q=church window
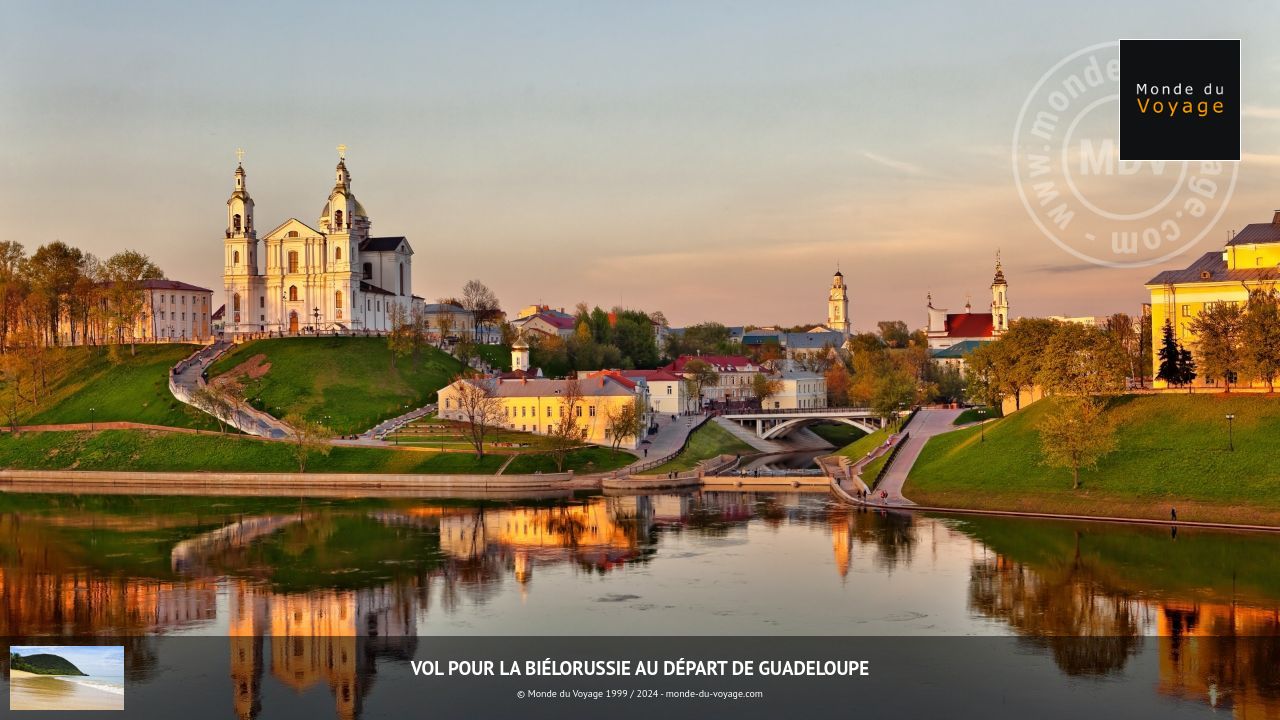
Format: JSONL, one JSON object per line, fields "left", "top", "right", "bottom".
{"left": 334, "top": 210, "right": 344, "bottom": 228}
{"left": 362, "top": 262, "right": 372, "bottom": 280}
{"left": 233, "top": 251, "right": 240, "bottom": 265}
{"left": 259, "top": 296, "right": 264, "bottom": 308}
{"left": 288, "top": 251, "right": 299, "bottom": 273}
{"left": 367, "top": 299, "right": 371, "bottom": 310}
{"left": 232, "top": 293, "right": 241, "bottom": 312}
{"left": 289, "top": 286, "right": 298, "bottom": 301}
{"left": 399, "top": 263, "right": 405, "bottom": 295}
{"left": 287, "top": 231, "right": 298, "bottom": 238}
{"left": 336, "top": 246, "right": 342, "bottom": 261}
{"left": 335, "top": 291, "right": 343, "bottom": 309}
{"left": 233, "top": 214, "right": 241, "bottom": 232}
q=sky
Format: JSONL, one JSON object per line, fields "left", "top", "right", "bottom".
{"left": 2, "top": 1, "right": 1280, "bottom": 330}
{"left": 12, "top": 645, "right": 124, "bottom": 676}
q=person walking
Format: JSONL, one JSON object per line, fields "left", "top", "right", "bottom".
{"left": 1171, "top": 507, "right": 1177, "bottom": 522}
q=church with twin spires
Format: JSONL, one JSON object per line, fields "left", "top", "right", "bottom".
{"left": 222, "top": 149, "right": 416, "bottom": 336}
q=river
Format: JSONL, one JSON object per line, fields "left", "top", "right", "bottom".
{"left": 2, "top": 488, "right": 1278, "bottom": 716}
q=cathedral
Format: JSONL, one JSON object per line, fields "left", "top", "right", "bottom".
{"left": 926, "top": 253, "right": 1009, "bottom": 351}
{"left": 223, "top": 150, "right": 415, "bottom": 336}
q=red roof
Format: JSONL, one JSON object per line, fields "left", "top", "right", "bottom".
{"left": 664, "top": 355, "right": 757, "bottom": 373}
{"left": 582, "top": 370, "right": 638, "bottom": 390}
{"left": 622, "top": 369, "right": 682, "bottom": 382}
{"left": 944, "top": 313, "right": 994, "bottom": 339}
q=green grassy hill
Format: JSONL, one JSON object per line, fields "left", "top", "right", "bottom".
{"left": 207, "top": 337, "right": 462, "bottom": 435}
{"left": 19, "top": 344, "right": 216, "bottom": 430}
{"left": 909, "top": 394, "right": 1280, "bottom": 525}
{"left": 649, "top": 421, "right": 755, "bottom": 473}
{"left": 0, "top": 430, "right": 505, "bottom": 474}
{"left": 11, "top": 652, "right": 86, "bottom": 676}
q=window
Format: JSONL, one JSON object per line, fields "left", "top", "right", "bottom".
{"left": 546, "top": 406, "right": 552, "bottom": 418}
{"left": 1182, "top": 305, "right": 1190, "bottom": 317}
{"left": 336, "top": 246, "right": 342, "bottom": 261}
{"left": 576, "top": 406, "right": 582, "bottom": 417}
{"left": 334, "top": 209, "right": 343, "bottom": 228}
{"left": 399, "top": 263, "right": 405, "bottom": 295}
{"left": 232, "top": 214, "right": 241, "bottom": 232}
{"left": 334, "top": 291, "right": 343, "bottom": 309}
{"left": 233, "top": 250, "right": 240, "bottom": 265}
{"left": 288, "top": 251, "right": 299, "bottom": 273}
{"left": 259, "top": 296, "right": 264, "bottom": 308}
{"left": 589, "top": 406, "right": 596, "bottom": 417}
{"left": 289, "top": 285, "right": 298, "bottom": 301}
{"left": 232, "top": 293, "right": 241, "bottom": 312}
{"left": 362, "top": 262, "right": 372, "bottom": 280}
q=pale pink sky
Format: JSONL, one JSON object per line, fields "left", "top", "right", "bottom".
{"left": 3, "top": 2, "right": 1279, "bottom": 330}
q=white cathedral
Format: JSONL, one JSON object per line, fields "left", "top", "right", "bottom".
{"left": 222, "top": 150, "right": 415, "bottom": 336}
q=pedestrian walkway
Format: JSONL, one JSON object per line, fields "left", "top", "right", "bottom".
{"left": 619, "top": 413, "right": 708, "bottom": 473}
{"left": 169, "top": 341, "right": 293, "bottom": 440}
{"left": 873, "top": 407, "right": 965, "bottom": 506}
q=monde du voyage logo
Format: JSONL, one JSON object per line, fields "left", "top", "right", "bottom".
{"left": 1013, "top": 39, "right": 1240, "bottom": 269}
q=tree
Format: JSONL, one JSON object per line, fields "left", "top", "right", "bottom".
{"left": 749, "top": 372, "right": 783, "bottom": 406}
{"left": 1104, "top": 312, "right": 1139, "bottom": 383}
{"left": 1036, "top": 323, "right": 1127, "bottom": 397}
{"left": 1038, "top": 396, "right": 1115, "bottom": 489}
{"left": 547, "top": 376, "right": 585, "bottom": 471}
{"left": 102, "top": 250, "right": 163, "bottom": 354}
{"left": 284, "top": 413, "right": 331, "bottom": 471}
{"left": 26, "top": 241, "right": 89, "bottom": 346}
{"left": 451, "top": 375, "right": 503, "bottom": 458}
{"left": 681, "top": 359, "right": 719, "bottom": 412}
{"left": 460, "top": 279, "right": 503, "bottom": 325}
{"left": 605, "top": 397, "right": 644, "bottom": 451}
{"left": 877, "top": 320, "right": 910, "bottom": 348}
{"left": 1156, "top": 319, "right": 1181, "bottom": 386}
{"left": 1241, "top": 288, "right": 1280, "bottom": 391}
{"left": 1189, "top": 301, "right": 1245, "bottom": 391}
{"left": 964, "top": 341, "right": 1003, "bottom": 408}
{"left": 871, "top": 367, "right": 916, "bottom": 422}
{"left": 0, "top": 241, "right": 27, "bottom": 352}
{"left": 189, "top": 384, "right": 232, "bottom": 434}
{"left": 824, "top": 362, "right": 851, "bottom": 406}
{"left": 1177, "top": 345, "right": 1197, "bottom": 390}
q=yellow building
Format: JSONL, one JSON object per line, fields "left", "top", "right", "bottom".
{"left": 1145, "top": 210, "right": 1280, "bottom": 389}
{"left": 437, "top": 372, "right": 648, "bottom": 450}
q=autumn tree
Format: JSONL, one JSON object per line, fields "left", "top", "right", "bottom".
{"left": 102, "top": 250, "right": 163, "bottom": 354}
{"left": 749, "top": 372, "right": 783, "bottom": 406}
{"left": 1037, "top": 322, "right": 1127, "bottom": 397}
{"left": 1039, "top": 396, "right": 1115, "bottom": 489}
{"left": 189, "top": 384, "right": 233, "bottom": 434}
{"left": 1190, "top": 301, "right": 1245, "bottom": 391}
{"left": 681, "top": 359, "right": 719, "bottom": 412}
{"left": 824, "top": 362, "right": 851, "bottom": 406}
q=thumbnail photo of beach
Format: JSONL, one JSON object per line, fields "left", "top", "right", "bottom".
{"left": 8, "top": 645, "right": 124, "bottom": 711}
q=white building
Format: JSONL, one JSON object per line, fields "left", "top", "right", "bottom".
{"left": 222, "top": 150, "right": 415, "bottom": 337}
{"left": 771, "top": 364, "right": 828, "bottom": 410}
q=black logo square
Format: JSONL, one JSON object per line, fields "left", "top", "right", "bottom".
{"left": 1119, "top": 39, "right": 1240, "bottom": 161}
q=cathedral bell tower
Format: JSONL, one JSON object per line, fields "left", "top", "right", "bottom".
{"left": 990, "top": 251, "right": 1009, "bottom": 335}
{"left": 225, "top": 151, "right": 258, "bottom": 277}
{"left": 827, "top": 268, "right": 850, "bottom": 338}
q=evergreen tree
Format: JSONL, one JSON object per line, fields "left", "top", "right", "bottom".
{"left": 1177, "top": 345, "right": 1197, "bottom": 390}
{"left": 1156, "top": 319, "right": 1181, "bottom": 385}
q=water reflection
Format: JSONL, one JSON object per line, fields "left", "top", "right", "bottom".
{"left": 8, "top": 493, "right": 1280, "bottom": 717}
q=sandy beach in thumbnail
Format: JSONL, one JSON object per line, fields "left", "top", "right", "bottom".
{"left": 8, "top": 669, "right": 124, "bottom": 711}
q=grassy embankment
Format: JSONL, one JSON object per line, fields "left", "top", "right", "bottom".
{"left": 648, "top": 422, "right": 756, "bottom": 473}
{"left": 834, "top": 426, "right": 890, "bottom": 461}
{"left": 808, "top": 422, "right": 865, "bottom": 448}
{"left": 0, "top": 429, "right": 630, "bottom": 475}
{"left": 18, "top": 344, "right": 219, "bottom": 430}
{"left": 909, "top": 394, "right": 1280, "bottom": 526}
{"left": 953, "top": 406, "right": 1000, "bottom": 425}
{"left": 207, "top": 337, "right": 461, "bottom": 435}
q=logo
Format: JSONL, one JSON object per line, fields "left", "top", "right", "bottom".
{"left": 1012, "top": 41, "right": 1238, "bottom": 268}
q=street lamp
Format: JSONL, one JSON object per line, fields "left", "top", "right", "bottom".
{"left": 312, "top": 307, "right": 321, "bottom": 333}
{"left": 1226, "top": 413, "right": 1235, "bottom": 452}
{"left": 978, "top": 408, "right": 987, "bottom": 443}
{"left": 89, "top": 407, "right": 95, "bottom": 432}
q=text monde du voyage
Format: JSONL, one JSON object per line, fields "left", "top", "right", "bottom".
{"left": 1134, "top": 82, "right": 1228, "bottom": 118}
{"left": 410, "top": 658, "right": 871, "bottom": 677}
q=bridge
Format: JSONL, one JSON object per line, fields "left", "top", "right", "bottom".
{"left": 720, "top": 406, "right": 885, "bottom": 439}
